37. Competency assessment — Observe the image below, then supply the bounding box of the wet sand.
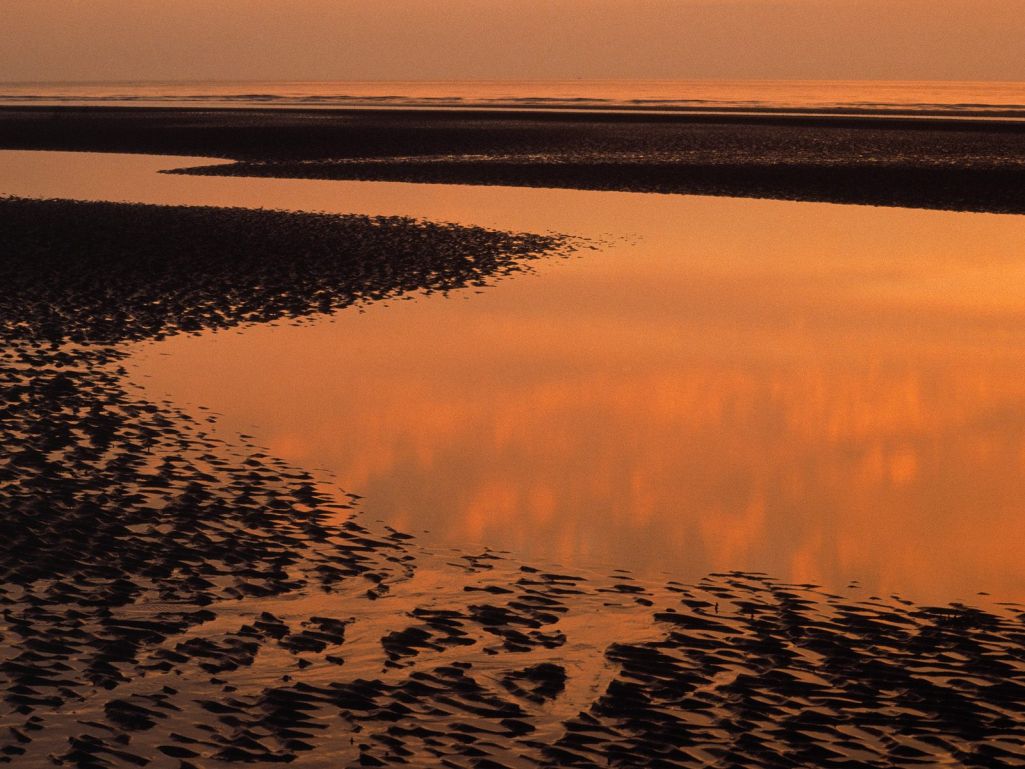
[4,194,1025,767]
[3,106,1025,214]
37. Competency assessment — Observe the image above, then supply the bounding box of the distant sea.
[3,80,1025,119]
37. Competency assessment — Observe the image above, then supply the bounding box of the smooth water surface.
[5,149,1025,604]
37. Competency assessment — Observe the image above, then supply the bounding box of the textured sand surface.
[2,197,1025,767]
[3,107,1025,213]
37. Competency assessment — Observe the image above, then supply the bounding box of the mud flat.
[2,194,1025,767]
[4,106,1025,214]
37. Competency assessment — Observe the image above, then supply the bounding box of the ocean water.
[3,79,1025,118]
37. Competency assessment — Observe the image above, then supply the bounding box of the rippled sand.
[3,197,1025,767]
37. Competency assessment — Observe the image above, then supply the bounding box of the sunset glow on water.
[3,148,1009,605]
[133,199,1025,604]
[6,148,1025,603]
[8,0,1025,762]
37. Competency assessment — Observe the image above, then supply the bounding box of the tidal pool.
[5,149,1025,604]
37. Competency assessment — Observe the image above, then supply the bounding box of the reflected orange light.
[51,149,1020,605]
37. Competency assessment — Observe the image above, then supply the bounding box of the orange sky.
[2,0,1025,82]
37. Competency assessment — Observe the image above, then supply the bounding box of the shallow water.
[5,149,1025,604]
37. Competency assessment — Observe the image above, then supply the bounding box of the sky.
[3,0,1025,82]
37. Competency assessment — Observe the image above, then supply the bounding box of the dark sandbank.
[3,106,1025,213]
[0,196,561,344]
[3,196,1025,766]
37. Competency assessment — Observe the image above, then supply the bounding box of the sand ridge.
[5,107,1025,214]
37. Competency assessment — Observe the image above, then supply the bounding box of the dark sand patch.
[3,107,1025,213]
[0,196,561,345]
[2,196,1025,767]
